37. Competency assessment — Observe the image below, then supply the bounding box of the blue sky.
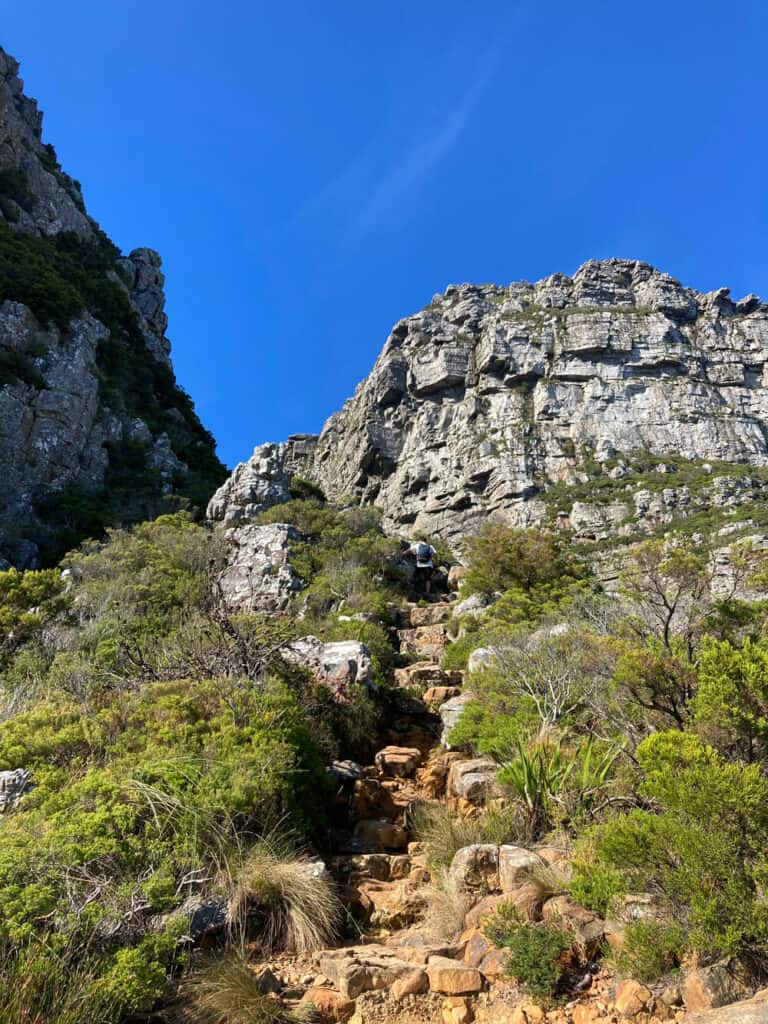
[4,2,768,469]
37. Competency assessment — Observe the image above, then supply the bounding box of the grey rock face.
[283,636,375,697]
[216,522,303,612]
[0,768,32,811]
[0,47,222,563]
[210,259,768,548]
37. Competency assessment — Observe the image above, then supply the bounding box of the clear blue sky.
[4,2,768,469]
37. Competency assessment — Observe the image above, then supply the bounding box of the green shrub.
[613,919,686,982]
[462,525,587,597]
[590,731,768,957]
[484,904,571,1001]
[568,860,625,917]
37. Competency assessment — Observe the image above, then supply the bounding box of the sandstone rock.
[209,260,768,553]
[353,819,408,851]
[498,846,546,892]
[0,768,32,811]
[391,968,429,999]
[318,947,416,999]
[683,988,768,1023]
[463,893,509,929]
[453,594,492,620]
[467,648,495,674]
[448,758,499,804]
[424,685,463,707]
[395,662,462,690]
[448,566,468,591]
[410,604,452,626]
[683,958,756,1014]
[442,995,475,1024]
[300,987,356,1023]
[0,48,222,561]
[450,845,500,891]
[614,979,653,1018]
[426,956,483,994]
[374,745,422,778]
[440,693,474,747]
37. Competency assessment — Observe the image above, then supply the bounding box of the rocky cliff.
[210,259,768,550]
[0,47,226,566]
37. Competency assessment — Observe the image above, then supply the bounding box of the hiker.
[408,539,436,595]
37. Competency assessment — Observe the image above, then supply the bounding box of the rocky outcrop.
[210,260,768,548]
[0,47,225,565]
[217,522,303,612]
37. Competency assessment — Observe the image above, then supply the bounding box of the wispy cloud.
[294,41,503,249]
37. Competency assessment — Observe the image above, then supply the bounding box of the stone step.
[397,624,449,660]
[408,603,453,627]
[374,745,423,778]
[394,661,463,690]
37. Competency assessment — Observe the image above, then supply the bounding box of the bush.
[462,525,587,598]
[412,803,519,873]
[178,954,301,1024]
[227,831,342,952]
[590,731,768,957]
[613,919,686,982]
[484,904,571,1001]
[568,860,625,918]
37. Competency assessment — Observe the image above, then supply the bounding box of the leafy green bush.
[461,525,587,598]
[693,636,768,760]
[590,730,768,957]
[613,919,685,982]
[568,860,625,918]
[484,903,571,1001]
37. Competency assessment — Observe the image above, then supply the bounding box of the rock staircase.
[255,599,725,1024]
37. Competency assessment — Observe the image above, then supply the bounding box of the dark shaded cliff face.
[0,47,226,566]
[209,259,768,553]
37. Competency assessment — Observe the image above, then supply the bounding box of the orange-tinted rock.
[300,987,356,1022]
[391,967,429,999]
[442,995,475,1024]
[427,955,484,994]
[614,978,653,1018]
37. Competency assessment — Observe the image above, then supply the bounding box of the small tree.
[693,636,768,762]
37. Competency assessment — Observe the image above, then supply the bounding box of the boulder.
[683,989,768,1023]
[467,647,495,674]
[395,662,460,689]
[498,846,546,892]
[440,693,474,747]
[452,594,492,620]
[391,968,429,999]
[442,995,475,1024]
[683,958,757,1014]
[426,956,483,995]
[374,745,422,778]
[353,819,408,851]
[284,636,374,697]
[300,988,356,1023]
[448,566,467,592]
[424,685,463,707]
[318,946,416,999]
[614,979,653,1018]
[450,845,500,891]
[0,768,32,811]
[448,758,499,804]
[410,604,452,626]
[215,522,303,612]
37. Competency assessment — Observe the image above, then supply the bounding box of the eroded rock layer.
[210,260,768,545]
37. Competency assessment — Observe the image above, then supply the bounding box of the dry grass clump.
[420,867,473,941]
[227,831,342,953]
[412,801,519,871]
[176,955,308,1024]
